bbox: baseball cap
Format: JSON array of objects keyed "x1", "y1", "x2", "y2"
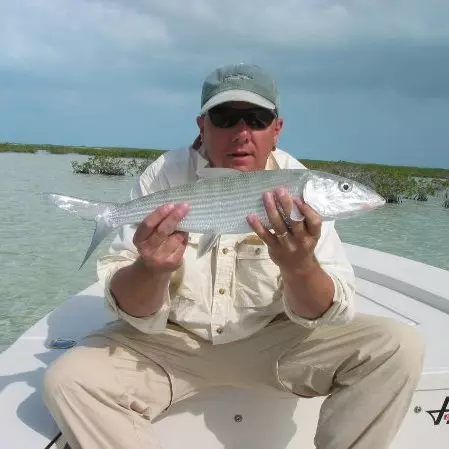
[{"x1": 200, "y1": 63, "x2": 280, "y2": 114}]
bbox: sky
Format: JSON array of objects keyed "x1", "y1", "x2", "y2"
[{"x1": 1, "y1": 0, "x2": 448, "y2": 168}]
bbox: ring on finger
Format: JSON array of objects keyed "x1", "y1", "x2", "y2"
[{"x1": 276, "y1": 231, "x2": 289, "y2": 239}]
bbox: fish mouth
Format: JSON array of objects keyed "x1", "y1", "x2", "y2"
[{"x1": 368, "y1": 193, "x2": 386, "y2": 208}]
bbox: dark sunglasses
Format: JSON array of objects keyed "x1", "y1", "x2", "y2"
[{"x1": 207, "y1": 105, "x2": 277, "y2": 130}]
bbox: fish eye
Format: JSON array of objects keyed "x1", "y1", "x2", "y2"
[{"x1": 338, "y1": 181, "x2": 353, "y2": 192}]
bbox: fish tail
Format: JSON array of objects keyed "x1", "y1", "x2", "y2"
[
  {"x1": 79, "y1": 217, "x2": 113, "y2": 270},
  {"x1": 44, "y1": 193, "x2": 116, "y2": 269}
]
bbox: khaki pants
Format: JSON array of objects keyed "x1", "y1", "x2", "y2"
[{"x1": 43, "y1": 313, "x2": 425, "y2": 449}]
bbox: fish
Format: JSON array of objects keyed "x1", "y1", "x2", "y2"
[{"x1": 44, "y1": 168, "x2": 385, "y2": 268}]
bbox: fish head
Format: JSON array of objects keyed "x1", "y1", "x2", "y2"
[{"x1": 303, "y1": 171, "x2": 386, "y2": 219}]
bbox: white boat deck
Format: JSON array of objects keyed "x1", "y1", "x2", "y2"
[{"x1": 1, "y1": 243, "x2": 449, "y2": 448}]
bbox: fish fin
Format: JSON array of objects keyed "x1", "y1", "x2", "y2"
[
  {"x1": 197, "y1": 234, "x2": 220, "y2": 258},
  {"x1": 78, "y1": 218, "x2": 114, "y2": 270},
  {"x1": 196, "y1": 167, "x2": 241, "y2": 179},
  {"x1": 44, "y1": 193, "x2": 116, "y2": 269},
  {"x1": 44, "y1": 193, "x2": 112, "y2": 221}
]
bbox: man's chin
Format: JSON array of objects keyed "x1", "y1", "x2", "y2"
[{"x1": 226, "y1": 155, "x2": 260, "y2": 171}]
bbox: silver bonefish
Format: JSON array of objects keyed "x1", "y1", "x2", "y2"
[{"x1": 45, "y1": 168, "x2": 385, "y2": 268}]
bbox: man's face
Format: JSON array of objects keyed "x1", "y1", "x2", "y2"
[{"x1": 197, "y1": 101, "x2": 284, "y2": 171}]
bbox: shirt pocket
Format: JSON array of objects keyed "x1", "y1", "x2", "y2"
[{"x1": 234, "y1": 243, "x2": 282, "y2": 308}]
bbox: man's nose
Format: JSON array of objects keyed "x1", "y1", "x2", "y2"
[
  {"x1": 232, "y1": 120, "x2": 250, "y2": 143},
  {"x1": 236, "y1": 118, "x2": 250, "y2": 133}
]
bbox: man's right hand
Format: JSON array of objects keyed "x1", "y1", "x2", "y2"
[{"x1": 132, "y1": 203, "x2": 191, "y2": 273}]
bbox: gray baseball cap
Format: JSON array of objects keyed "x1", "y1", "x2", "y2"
[{"x1": 200, "y1": 63, "x2": 280, "y2": 114}]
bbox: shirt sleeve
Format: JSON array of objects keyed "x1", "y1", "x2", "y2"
[
  {"x1": 96, "y1": 160, "x2": 173, "y2": 334},
  {"x1": 281, "y1": 220, "x2": 356, "y2": 328}
]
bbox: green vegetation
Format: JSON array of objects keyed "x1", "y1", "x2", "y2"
[
  {"x1": 299, "y1": 159, "x2": 449, "y2": 206},
  {"x1": 71, "y1": 155, "x2": 155, "y2": 176},
  {"x1": 443, "y1": 190, "x2": 449, "y2": 209},
  {"x1": 0, "y1": 142, "x2": 162, "y2": 159},
  {"x1": 3, "y1": 142, "x2": 449, "y2": 207},
  {"x1": 299, "y1": 159, "x2": 449, "y2": 180}
]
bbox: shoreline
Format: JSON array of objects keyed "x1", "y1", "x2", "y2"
[
  {"x1": 0, "y1": 142, "x2": 160, "y2": 159},
  {"x1": 1, "y1": 142, "x2": 449, "y2": 179}
]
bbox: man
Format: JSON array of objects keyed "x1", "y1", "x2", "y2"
[{"x1": 43, "y1": 63, "x2": 425, "y2": 449}]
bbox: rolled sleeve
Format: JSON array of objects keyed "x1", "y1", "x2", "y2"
[
  {"x1": 281, "y1": 221, "x2": 356, "y2": 328},
  {"x1": 96, "y1": 157, "x2": 173, "y2": 334}
]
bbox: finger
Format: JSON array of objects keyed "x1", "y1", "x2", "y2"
[
  {"x1": 133, "y1": 203, "x2": 175, "y2": 245},
  {"x1": 151, "y1": 231, "x2": 188, "y2": 258},
  {"x1": 166, "y1": 233, "x2": 190, "y2": 264},
  {"x1": 141, "y1": 231, "x2": 188, "y2": 267},
  {"x1": 149, "y1": 203, "x2": 190, "y2": 247},
  {"x1": 263, "y1": 191, "x2": 289, "y2": 235},
  {"x1": 293, "y1": 198, "x2": 322, "y2": 237},
  {"x1": 274, "y1": 187, "x2": 293, "y2": 231},
  {"x1": 157, "y1": 203, "x2": 190, "y2": 236},
  {"x1": 247, "y1": 213, "x2": 277, "y2": 247}
]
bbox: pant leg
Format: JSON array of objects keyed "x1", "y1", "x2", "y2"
[
  {"x1": 43, "y1": 323, "x2": 213, "y2": 449},
  {"x1": 275, "y1": 314, "x2": 425, "y2": 449}
]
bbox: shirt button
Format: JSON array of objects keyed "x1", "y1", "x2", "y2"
[
  {"x1": 222, "y1": 248, "x2": 229, "y2": 255},
  {"x1": 216, "y1": 326, "x2": 224, "y2": 334},
  {"x1": 255, "y1": 247, "x2": 262, "y2": 255},
  {"x1": 218, "y1": 288, "x2": 226, "y2": 295}
]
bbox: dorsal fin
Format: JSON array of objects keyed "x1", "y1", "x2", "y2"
[{"x1": 197, "y1": 234, "x2": 220, "y2": 258}]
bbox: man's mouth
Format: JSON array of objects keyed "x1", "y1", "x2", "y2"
[{"x1": 229, "y1": 152, "x2": 252, "y2": 157}]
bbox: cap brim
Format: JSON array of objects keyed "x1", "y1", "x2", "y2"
[{"x1": 200, "y1": 90, "x2": 276, "y2": 114}]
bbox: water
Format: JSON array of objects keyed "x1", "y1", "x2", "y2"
[
  {"x1": 0, "y1": 152, "x2": 448, "y2": 351},
  {"x1": 0, "y1": 152, "x2": 136, "y2": 352}
]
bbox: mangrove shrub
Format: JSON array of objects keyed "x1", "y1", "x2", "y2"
[{"x1": 71, "y1": 155, "x2": 155, "y2": 176}]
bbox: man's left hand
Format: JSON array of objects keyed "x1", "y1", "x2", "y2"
[{"x1": 247, "y1": 187, "x2": 322, "y2": 273}]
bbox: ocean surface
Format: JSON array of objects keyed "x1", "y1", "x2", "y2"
[{"x1": 1, "y1": 152, "x2": 448, "y2": 351}]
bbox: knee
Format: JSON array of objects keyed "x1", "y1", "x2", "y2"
[
  {"x1": 370, "y1": 317, "x2": 426, "y2": 377},
  {"x1": 43, "y1": 343, "x2": 103, "y2": 406}
]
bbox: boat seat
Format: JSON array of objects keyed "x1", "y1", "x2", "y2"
[
  {"x1": 50, "y1": 387, "x2": 323, "y2": 449},
  {"x1": 52, "y1": 384, "x2": 449, "y2": 449},
  {"x1": 152, "y1": 386, "x2": 322, "y2": 449}
]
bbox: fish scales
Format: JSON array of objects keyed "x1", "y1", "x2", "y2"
[
  {"x1": 109, "y1": 170, "x2": 308, "y2": 234},
  {"x1": 45, "y1": 168, "x2": 386, "y2": 268}
]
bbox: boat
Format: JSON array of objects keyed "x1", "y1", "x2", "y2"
[{"x1": 1, "y1": 243, "x2": 448, "y2": 448}]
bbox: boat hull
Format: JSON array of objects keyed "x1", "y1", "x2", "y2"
[{"x1": 1, "y1": 244, "x2": 448, "y2": 448}]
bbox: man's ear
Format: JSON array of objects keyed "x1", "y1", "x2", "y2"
[
  {"x1": 196, "y1": 115, "x2": 205, "y2": 139},
  {"x1": 274, "y1": 117, "x2": 284, "y2": 136},
  {"x1": 192, "y1": 134, "x2": 202, "y2": 150},
  {"x1": 273, "y1": 117, "x2": 284, "y2": 150}
]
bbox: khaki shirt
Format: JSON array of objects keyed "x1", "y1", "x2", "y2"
[{"x1": 97, "y1": 146, "x2": 356, "y2": 344}]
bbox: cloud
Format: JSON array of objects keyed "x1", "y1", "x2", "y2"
[
  {"x1": 126, "y1": 0, "x2": 449, "y2": 43},
  {"x1": 0, "y1": 0, "x2": 448, "y2": 168},
  {"x1": 0, "y1": 0, "x2": 170, "y2": 72},
  {"x1": 1, "y1": 0, "x2": 448, "y2": 101}
]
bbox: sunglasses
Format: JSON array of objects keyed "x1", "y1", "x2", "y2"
[{"x1": 207, "y1": 105, "x2": 277, "y2": 130}]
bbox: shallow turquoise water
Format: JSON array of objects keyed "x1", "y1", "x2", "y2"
[{"x1": 0, "y1": 152, "x2": 448, "y2": 351}]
